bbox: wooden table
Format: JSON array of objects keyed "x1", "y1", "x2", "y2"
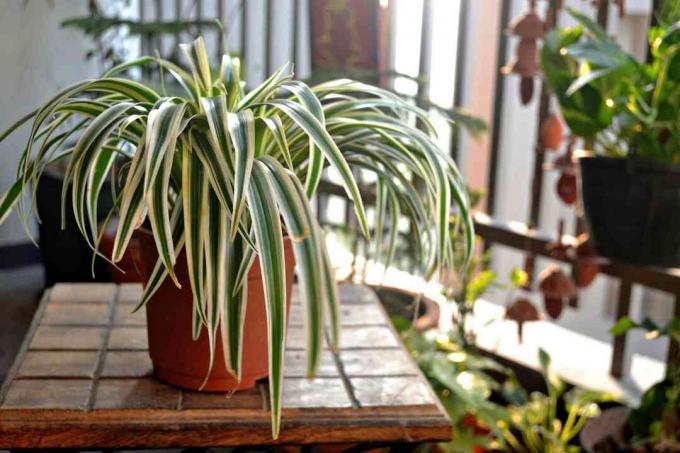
[{"x1": 0, "y1": 283, "x2": 451, "y2": 449}]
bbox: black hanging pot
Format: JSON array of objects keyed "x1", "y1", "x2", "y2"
[{"x1": 579, "y1": 155, "x2": 680, "y2": 267}]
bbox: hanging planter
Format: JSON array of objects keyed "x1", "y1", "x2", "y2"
[
  {"x1": 541, "y1": 9, "x2": 680, "y2": 267},
  {"x1": 579, "y1": 156, "x2": 680, "y2": 266}
]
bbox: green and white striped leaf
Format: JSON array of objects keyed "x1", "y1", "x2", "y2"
[
  {"x1": 181, "y1": 142, "x2": 209, "y2": 336},
  {"x1": 146, "y1": 122, "x2": 180, "y2": 286},
  {"x1": 112, "y1": 139, "x2": 148, "y2": 263},
  {"x1": 68, "y1": 102, "x2": 137, "y2": 243},
  {"x1": 226, "y1": 109, "x2": 256, "y2": 240},
  {"x1": 220, "y1": 232, "x2": 248, "y2": 379},
  {"x1": 134, "y1": 204, "x2": 185, "y2": 312},
  {"x1": 246, "y1": 163, "x2": 287, "y2": 439},
  {"x1": 259, "y1": 115, "x2": 293, "y2": 170},
  {"x1": 180, "y1": 37, "x2": 213, "y2": 96},
  {"x1": 265, "y1": 99, "x2": 369, "y2": 237},
  {"x1": 237, "y1": 63, "x2": 291, "y2": 111},
  {"x1": 143, "y1": 100, "x2": 186, "y2": 195},
  {"x1": 259, "y1": 157, "x2": 323, "y2": 375},
  {"x1": 281, "y1": 81, "x2": 326, "y2": 197},
  {"x1": 201, "y1": 187, "x2": 227, "y2": 384}
]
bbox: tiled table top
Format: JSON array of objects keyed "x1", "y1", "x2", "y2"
[{"x1": 0, "y1": 283, "x2": 450, "y2": 448}]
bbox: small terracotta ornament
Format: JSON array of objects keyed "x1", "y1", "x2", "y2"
[
  {"x1": 520, "y1": 76, "x2": 535, "y2": 105},
  {"x1": 538, "y1": 265, "x2": 576, "y2": 320},
  {"x1": 574, "y1": 233, "x2": 600, "y2": 288},
  {"x1": 502, "y1": 1, "x2": 544, "y2": 105},
  {"x1": 544, "y1": 296, "x2": 564, "y2": 319},
  {"x1": 505, "y1": 297, "x2": 540, "y2": 342},
  {"x1": 508, "y1": 10, "x2": 545, "y2": 39},
  {"x1": 545, "y1": 219, "x2": 569, "y2": 261},
  {"x1": 556, "y1": 172, "x2": 577, "y2": 205},
  {"x1": 541, "y1": 113, "x2": 564, "y2": 150}
]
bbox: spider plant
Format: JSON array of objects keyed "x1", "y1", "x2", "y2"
[{"x1": 0, "y1": 37, "x2": 472, "y2": 437}]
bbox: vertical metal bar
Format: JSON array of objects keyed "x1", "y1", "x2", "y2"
[
  {"x1": 140, "y1": 0, "x2": 149, "y2": 78},
  {"x1": 651, "y1": 0, "x2": 662, "y2": 27},
  {"x1": 196, "y1": 0, "x2": 203, "y2": 38},
  {"x1": 452, "y1": 0, "x2": 468, "y2": 109},
  {"x1": 596, "y1": 0, "x2": 609, "y2": 29},
  {"x1": 369, "y1": 0, "x2": 380, "y2": 85},
  {"x1": 380, "y1": 0, "x2": 394, "y2": 89},
  {"x1": 241, "y1": 0, "x2": 248, "y2": 60},
  {"x1": 485, "y1": 0, "x2": 511, "y2": 216},
  {"x1": 265, "y1": 0, "x2": 273, "y2": 76},
  {"x1": 308, "y1": 0, "x2": 316, "y2": 76},
  {"x1": 292, "y1": 0, "x2": 300, "y2": 68},
  {"x1": 449, "y1": 0, "x2": 469, "y2": 161},
  {"x1": 415, "y1": 0, "x2": 433, "y2": 112},
  {"x1": 611, "y1": 280, "x2": 633, "y2": 378},
  {"x1": 154, "y1": 0, "x2": 162, "y2": 53},
  {"x1": 173, "y1": 0, "x2": 182, "y2": 61},
  {"x1": 667, "y1": 293, "x2": 680, "y2": 374},
  {"x1": 523, "y1": 5, "x2": 558, "y2": 281},
  {"x1": 217, "y1": 0, "x2": 225, "y2": 57}
]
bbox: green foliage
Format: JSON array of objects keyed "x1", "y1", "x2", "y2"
[
  {"x1": 394, "y1": 324, "x2": 514, "y2": 452},
  {"x1": 394, "y1": 324, "x2": 610, "y2": 452},
  {"x1": 0, "y1": 37, "x2": 473, "y2": 438},
  {"x1": 540, "y1": 7, "x2": 680, "y2": 162},
  {"x1": 608, "y1": 312, "x2": 680, "y2": 448},
  {"x1": 500, "y1": 349, "x2": 611, "y2": 453},
  {"x1": 609, "y1": 315, "x2": 680, "y2": 342},
  {"x1": 627, "y1": 367, "x2": 680, "y2": 448},
  {"x1": 510, "y1": 267, "x2": 529, "y2": 288}
]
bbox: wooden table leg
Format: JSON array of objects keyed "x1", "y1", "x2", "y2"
[{"x1": 610, "y1": 280, "x2": 632, "y2": 378}]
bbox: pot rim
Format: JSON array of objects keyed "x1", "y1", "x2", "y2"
[
  {"x1": 131, "y1": 227, "x2": 294, "y2": 282},
  {"x1": 578, "y1": 154, "x2": 680, "y2": 176}
]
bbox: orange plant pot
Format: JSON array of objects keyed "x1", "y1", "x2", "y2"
[{"x1": 132, "y1": 230, "x2": 295, "y2": 392}]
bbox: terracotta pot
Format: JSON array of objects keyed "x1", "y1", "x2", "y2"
[{"x1": 131, "y1": 229, "x2": 296, "y2": 392}]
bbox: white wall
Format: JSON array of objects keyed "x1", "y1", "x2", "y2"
[{"x1": 0, "y1": 0, "x2": 98, "y2": 247}]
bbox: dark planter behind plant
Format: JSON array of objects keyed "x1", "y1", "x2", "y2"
[
  {"x1": 36, "y1": 168, "x2": 113, "y2": 286},
  {"x1": 579, "y1": 156, "x2": 680, "y2": 267}
]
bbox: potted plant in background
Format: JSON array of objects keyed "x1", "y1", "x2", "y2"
[
  {"x1": 579, "y1": 318, "x2": 680, "y2": 451},
  {"x1": 541, "y1": 5, "x2": 680, "y2": 267},
  {"x1": 0, "y1": 36, "x2": 473, "y2": 437}
]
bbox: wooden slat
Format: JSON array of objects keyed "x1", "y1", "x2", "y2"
[
  {"x1": 0, "y1": 283, "x2": 450, "y2": 448},
  {"x1": 475, "y1": 212, "x2": 680, "y2": 294}
]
